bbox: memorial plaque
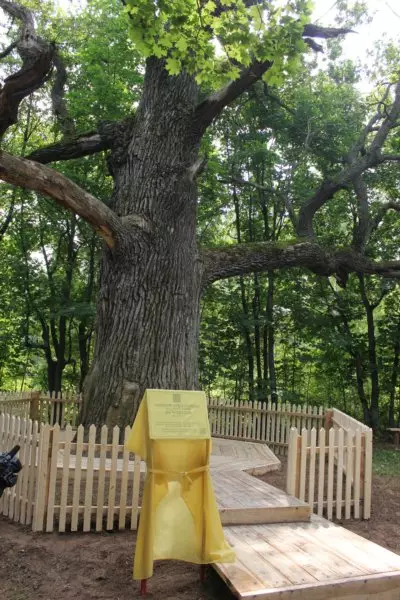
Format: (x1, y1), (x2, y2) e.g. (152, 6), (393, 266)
(146, 390), (210, 439)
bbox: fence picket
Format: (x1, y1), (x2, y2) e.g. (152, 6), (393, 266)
(26, 421), (39, 526)
(33, 424), (50, 532)
(299, 428), (307, 501)
(345, 430), (354, 519)
(327, 427), (335, 520)
(59, 425), (72, 532)
(107, 426), (119, 530)
(353, 430), (361, 519)
(317, 427), (325, 517)
(286, 428), (298, 496)
(19, 418), (32, 524)
(8, 417), (21, 520)
(363, 429), (372, 519)
(336, 428), (344, 520)
(46, 424), (60, 532)
(308, 428), (317, 509)
(71, 425), (84, 532)
(119, 426), (131, 530)
(83, 424), (96, 532)
(96, 425), (108, 532)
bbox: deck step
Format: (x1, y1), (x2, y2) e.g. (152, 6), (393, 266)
(215, 516), (400, 599)
(213, 470), (311, 525)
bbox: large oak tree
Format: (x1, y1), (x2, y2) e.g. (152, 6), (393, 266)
(1, 0), (399, 428)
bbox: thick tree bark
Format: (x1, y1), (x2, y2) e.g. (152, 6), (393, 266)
(81, 59), (204, 428)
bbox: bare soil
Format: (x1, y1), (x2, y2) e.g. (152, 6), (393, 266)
(1, 455), (400, 600)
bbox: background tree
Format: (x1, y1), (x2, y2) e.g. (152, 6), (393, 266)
(0, 0), (399, 430)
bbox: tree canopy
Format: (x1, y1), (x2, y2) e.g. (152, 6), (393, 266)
(0, 0), (399, 430)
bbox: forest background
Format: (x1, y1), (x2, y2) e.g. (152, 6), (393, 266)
(0, 0), (399, 431)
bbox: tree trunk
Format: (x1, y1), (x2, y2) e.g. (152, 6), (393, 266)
(389, 320), (400, 427)
(359, 275), (380, 430)
(232, 183), (254, 401)
(82, 59), (203, 428)
(266, 271), (278, 403)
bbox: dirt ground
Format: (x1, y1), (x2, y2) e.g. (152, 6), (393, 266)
(1, 458), (400, 600)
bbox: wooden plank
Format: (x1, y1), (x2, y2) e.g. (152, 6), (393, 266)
(19, 419), (32, 524)
(9, 417), (22, 521)
(26, 421), (39, 526)
(83, 424), (96, 532)
(32, 424), (51, 532)
(308, 428), (316, 510)
(46, 425), (60, 532)
(363, 429), (372, 519)
(119, 426), (131, 530)
(327, 427), (335, 520)
(71, 425), (84, 532)
(299, 428), (307, 502)
(59, 424), (72, 532)
(353, 429), (361, 519)
(107, 425), (119, 530)
(96, 425), (108, 532)
(216, 519), (400, 600)
(286, 428), (298, 496)
(317, 427), (325, 517)
(336, 428), (344, 520)
(345, 430), (354, 519)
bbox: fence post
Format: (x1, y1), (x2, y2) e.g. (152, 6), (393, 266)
(32, 425), (52, 532)
(29, 392), (40, 421)
(286, 427), (298, 496)
(363, 429), (373, 519)
(324, 408), (333, 430)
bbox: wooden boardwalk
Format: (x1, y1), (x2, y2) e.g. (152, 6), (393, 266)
(215, 517), (400, 599)
(213, 470), (310, 526)
(56, 435), (281, 476)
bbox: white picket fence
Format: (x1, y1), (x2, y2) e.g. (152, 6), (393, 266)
(286, 422), (373, 520)
(0, 391), (82, 428)
(207, 398), (326, 455)
(0, 414), (142, 533)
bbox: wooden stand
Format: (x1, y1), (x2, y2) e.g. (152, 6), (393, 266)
(140, 579), (147, 595)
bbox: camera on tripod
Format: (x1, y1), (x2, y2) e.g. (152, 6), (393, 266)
(0, 445), (22, 497)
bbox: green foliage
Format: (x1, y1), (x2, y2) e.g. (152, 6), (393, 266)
(124, 0), (313, 84)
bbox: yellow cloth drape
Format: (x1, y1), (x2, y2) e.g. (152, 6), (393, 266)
(125, 391), (235, 580)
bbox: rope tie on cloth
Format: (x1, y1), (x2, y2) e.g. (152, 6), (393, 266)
(148, 464), (209, 486)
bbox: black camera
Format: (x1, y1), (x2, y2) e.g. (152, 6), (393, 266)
(0, 445), (23, 498)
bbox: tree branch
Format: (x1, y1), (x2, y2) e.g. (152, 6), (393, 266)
(371, 200), (400, 235)
(0, 0), (55, 139)
(0, 40), (17, 60)
(201, 240), (400, 286)
(195, 24), (352, 131)
(51, 51), (76, 138)
(0, 151), (122, 246)
(297, 80), (400, 237)
(27, 131), (112, 163)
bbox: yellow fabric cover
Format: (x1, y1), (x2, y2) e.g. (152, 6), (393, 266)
(125, 391), (235, 580)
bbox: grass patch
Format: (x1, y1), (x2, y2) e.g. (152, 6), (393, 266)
(373, 447), (400, 477)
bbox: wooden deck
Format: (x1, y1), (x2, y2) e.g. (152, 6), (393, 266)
(215, 517), (400, 600)
(210, 438), (281, 475)
(56, 436), (281, 476)
(213, 470), (310, 525)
